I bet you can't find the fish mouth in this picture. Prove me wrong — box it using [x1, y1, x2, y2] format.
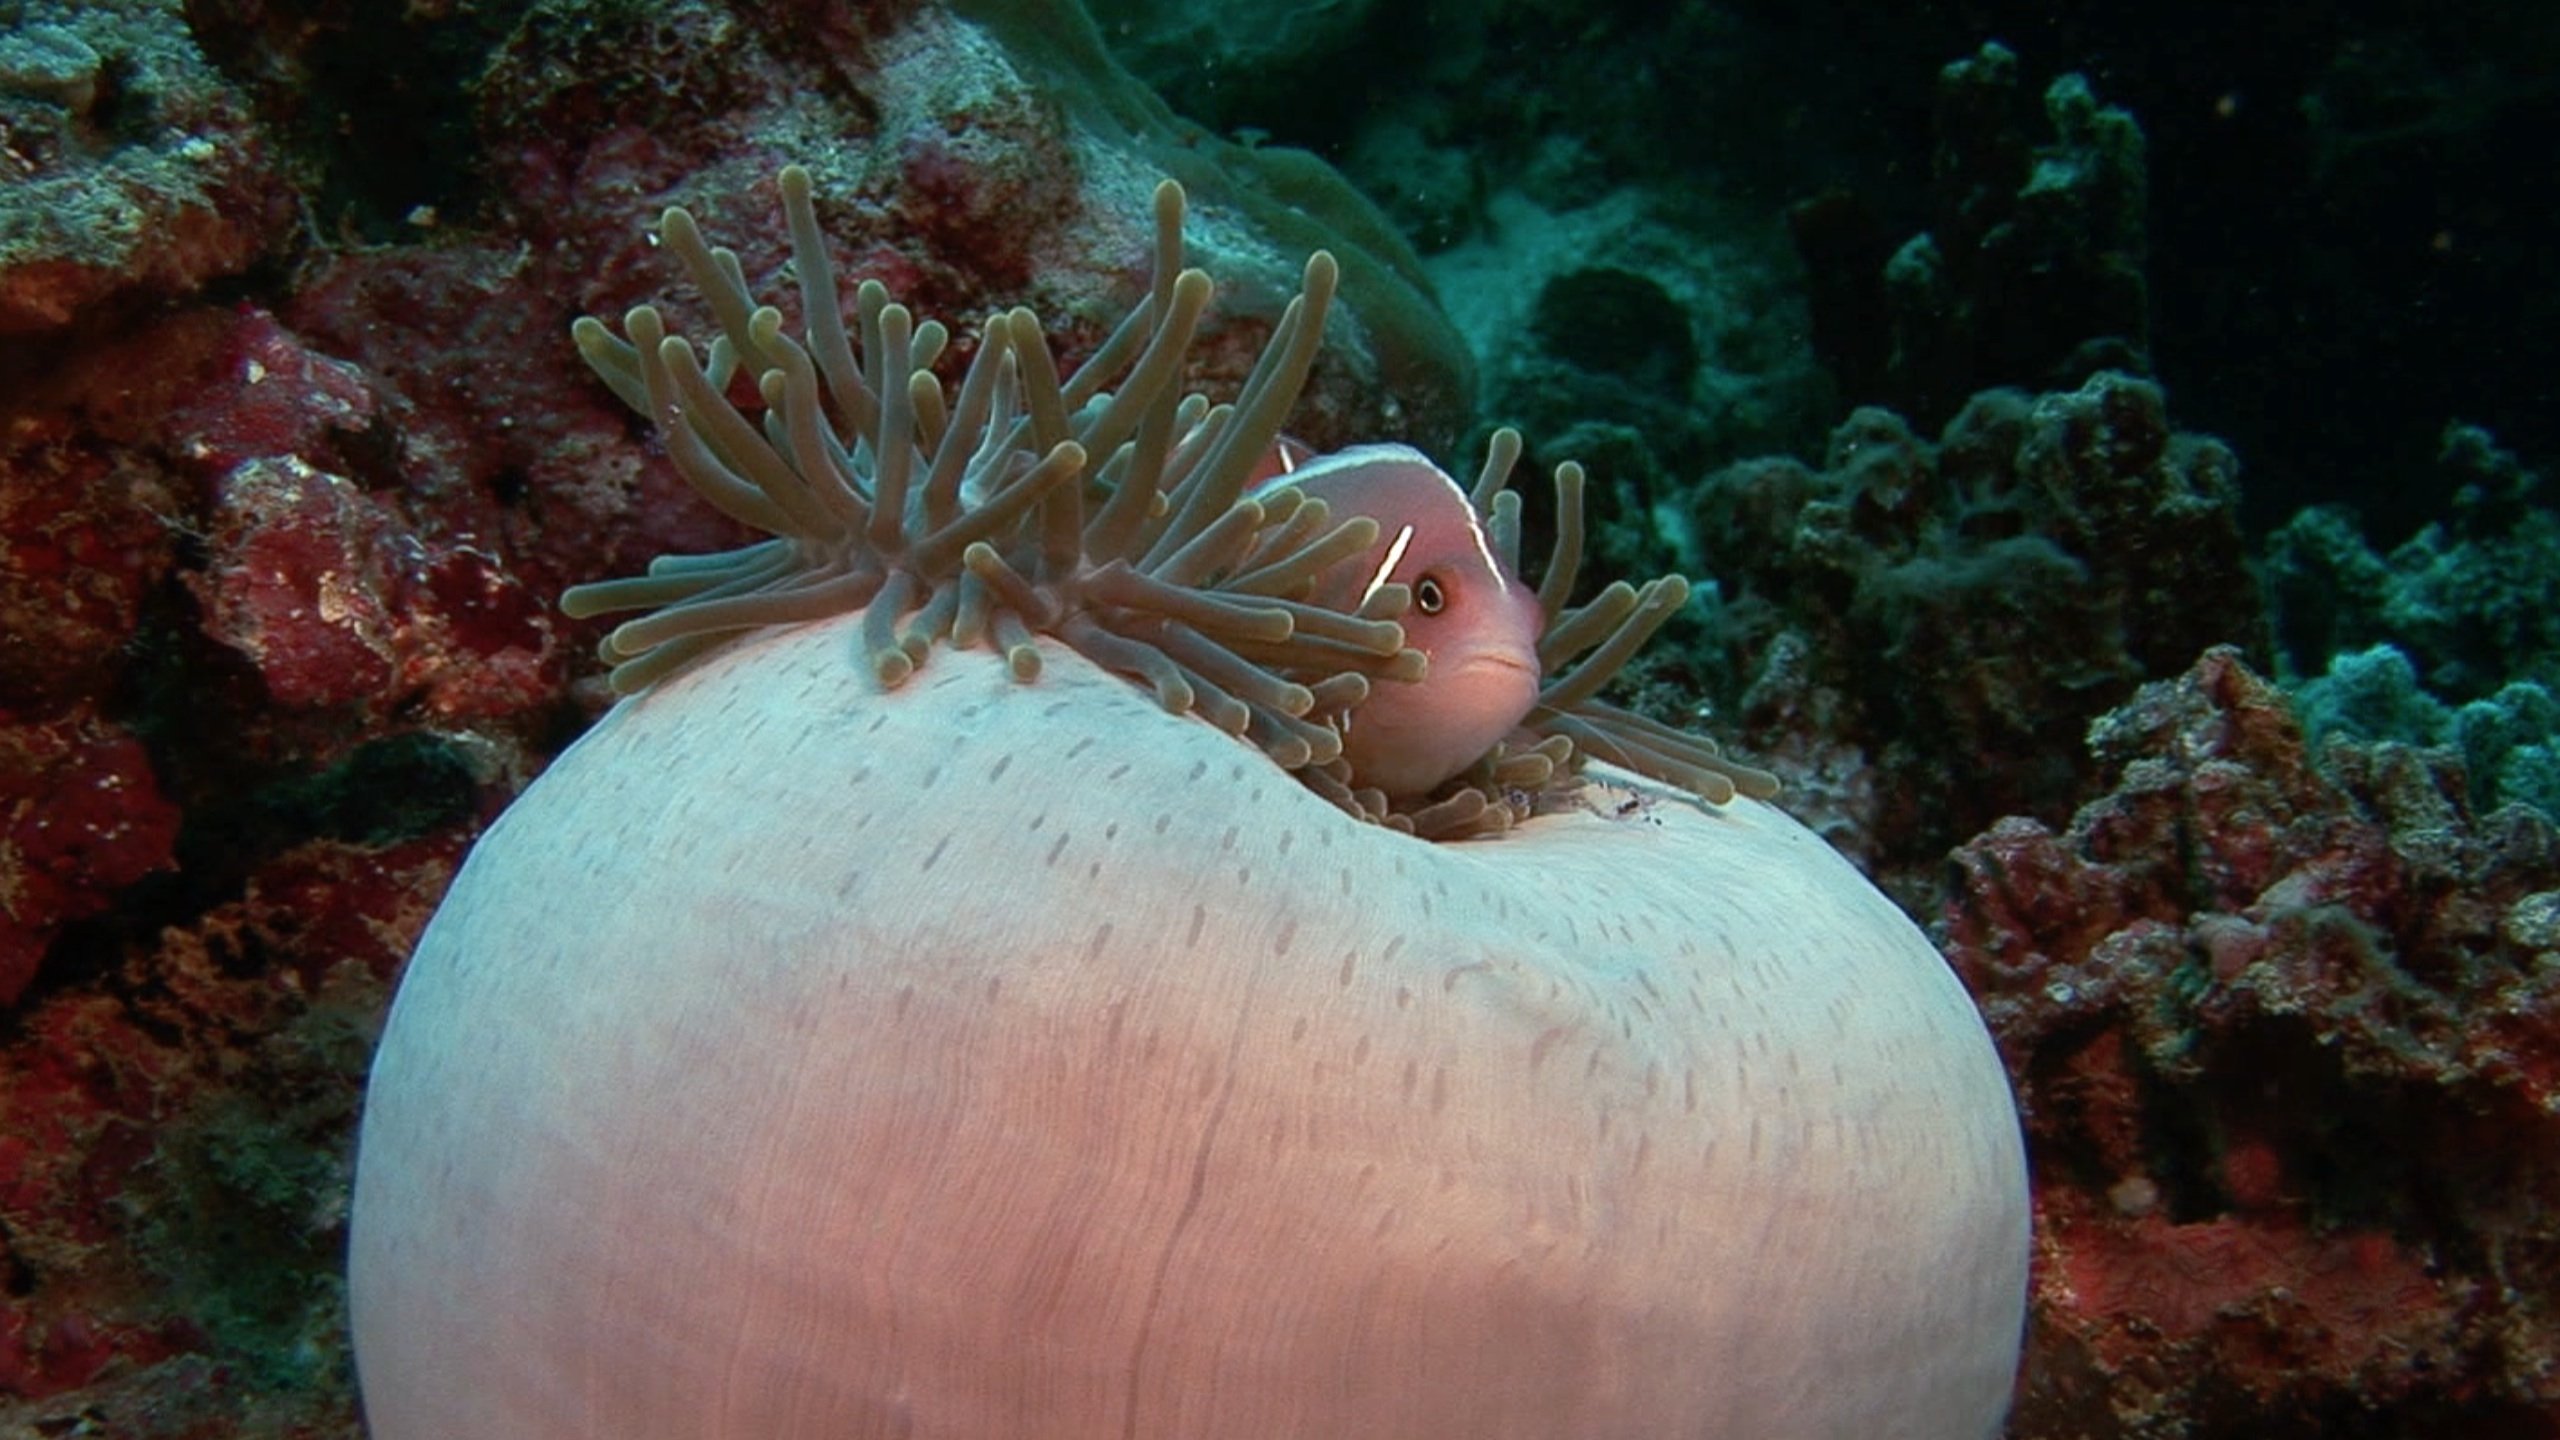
[1444, 647, 1540, 682]
[1437, 647, 1546, 720]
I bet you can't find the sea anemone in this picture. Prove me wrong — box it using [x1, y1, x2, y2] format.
[552, 165, 1773, 836]
[347, 167, 2028, 1438]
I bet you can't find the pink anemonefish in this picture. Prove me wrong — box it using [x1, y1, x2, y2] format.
[1254, 442, 1548, 796]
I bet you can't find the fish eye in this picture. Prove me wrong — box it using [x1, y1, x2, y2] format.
[1415, 575, 1447, 615]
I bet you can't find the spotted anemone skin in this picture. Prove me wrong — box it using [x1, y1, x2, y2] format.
[347, 613, 2030, 1438]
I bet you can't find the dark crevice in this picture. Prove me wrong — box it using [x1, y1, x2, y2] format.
[182, 0, 532, 242]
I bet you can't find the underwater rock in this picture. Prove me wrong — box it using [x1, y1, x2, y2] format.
[1427, 184, 1828, 521]
[1943, 645, 2560, 1435]
[1077, 0, 1383, 127]
[0, 6, 291, 334]
[0, 832, 460, 1435]
[0, 413, 177, 708]
[0, 711, 180, 1004]
[943, 0, 1475, 446]
[187, 454, 557, 719]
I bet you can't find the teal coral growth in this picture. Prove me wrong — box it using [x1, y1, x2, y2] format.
[2271, 425, 2560, 815]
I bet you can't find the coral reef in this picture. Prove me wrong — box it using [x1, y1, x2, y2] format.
[1944, 646, 2560, 1436]
[4, 0, 2553, 1431]
[1682, 370, 2268, 899]
[941, 0, 1479, 445]
[2289, 646, 2560, 822]
[1426, 184, 1830, 542]
[0, 712, 181, 1004]
[2266, 423, 2560, 705]
[1079, 0, 1841, 497]
[0, 1, 1486, 1433]
[2266, 424, 2560, 821]
[1792, 42, 2151, 435]
[0, 828, 459, 1435]
[1248, 0, 2557, 542]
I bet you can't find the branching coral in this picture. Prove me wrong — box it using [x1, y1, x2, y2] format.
[560, 165, 1772, 837]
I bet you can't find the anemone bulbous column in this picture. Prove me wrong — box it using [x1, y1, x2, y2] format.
[348, 613, 2028, 1438]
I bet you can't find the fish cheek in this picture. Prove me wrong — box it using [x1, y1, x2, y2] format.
[1400, 605, 1447, 657]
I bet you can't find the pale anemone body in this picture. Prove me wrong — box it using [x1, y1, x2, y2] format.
[350, 618, 2028, 1438]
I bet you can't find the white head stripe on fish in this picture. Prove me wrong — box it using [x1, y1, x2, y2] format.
[1361, 524, 1416, 608]
[1261, 443, 1518, 592]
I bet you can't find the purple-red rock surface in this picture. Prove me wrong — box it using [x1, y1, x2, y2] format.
[1947, 648, 2560, 1436]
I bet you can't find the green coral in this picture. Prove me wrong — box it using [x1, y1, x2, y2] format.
[2267, 424, 2559, 820]
[2291, 643, 2559, 819]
